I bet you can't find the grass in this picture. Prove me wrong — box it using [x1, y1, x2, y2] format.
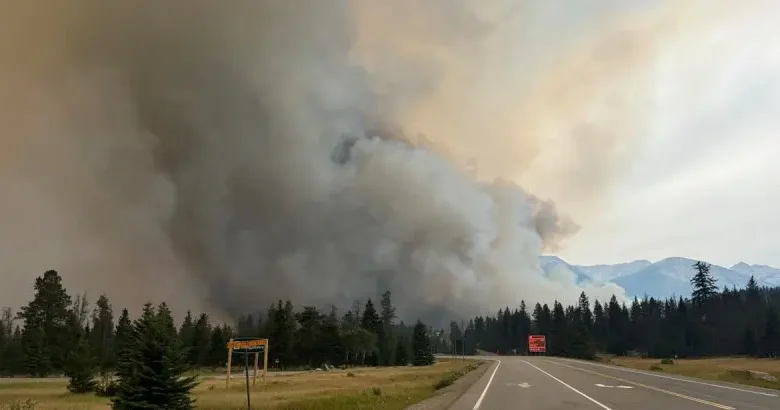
[0, 359, 483, 409]
[605, 356, 780, 390]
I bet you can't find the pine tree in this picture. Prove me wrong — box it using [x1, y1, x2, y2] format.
[112, 303, 198, 410]
[90, 294, 115, 373]
[270, 300, 295, 369]
[569, 292, 596, 359]
[320, 307, 343, 366]
[592, 300, 608, 350]
[114, 309, 132, 360]
[295, 306, 324, 367]
[361, 298, 380, 365]
[762, 307, 779, 357]
[395, 336, 409, 366]
[18, 270, 73, 376]
[411, 320, 434, 366]
[691, 261, 718, 307]
[190, 314, 211, 367]
[179, 310, 195, 349]
[66, 330, 96, 393]
[207, 325, 229, 368]
[551, 301, 568, 356]
[378, 291, 397, 366]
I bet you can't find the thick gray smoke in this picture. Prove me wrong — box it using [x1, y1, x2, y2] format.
[4, 0, 722, 321]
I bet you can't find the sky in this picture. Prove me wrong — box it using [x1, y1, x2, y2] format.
[555, 1, 780, 268]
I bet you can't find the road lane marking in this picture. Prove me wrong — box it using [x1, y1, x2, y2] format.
[595, 383, 633, 388]
[545, 360, 735, 410]
[472, 360, 500, 410]
[553, 357, 778, 397]
[504, 382, 532, 388]
[522, 360, 613, 410]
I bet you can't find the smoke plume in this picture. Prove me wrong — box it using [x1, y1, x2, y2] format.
[1, 0, 724, 322]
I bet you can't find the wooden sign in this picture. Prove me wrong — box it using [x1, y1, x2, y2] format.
[228, 338, 267, 350]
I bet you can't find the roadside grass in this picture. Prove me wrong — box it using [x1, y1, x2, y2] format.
[0, 359, 483, 409]
[606, 356, 780, 390]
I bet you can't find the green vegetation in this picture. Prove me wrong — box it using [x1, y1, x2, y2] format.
[456, 261, 780, 361]
[0, 270, 449, 408]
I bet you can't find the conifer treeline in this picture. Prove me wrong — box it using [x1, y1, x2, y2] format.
[3, 262, 780, 379]
[0, 270, 437, 378]
[457, 262, 780, 359]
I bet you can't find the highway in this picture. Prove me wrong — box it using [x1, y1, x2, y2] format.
[449, 356, 779, 410]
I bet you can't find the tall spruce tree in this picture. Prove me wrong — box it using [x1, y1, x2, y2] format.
[112, 303, 197, 410]
[65, 329, 96, 393]
[90, 294, 115, 373]
[190, 314, 211, 367]
[18, 270, 73, 376]
[378, 291, 397, 366]
[114, 309, 132, 360]
[691, 261, 718, 306]
[411, 320, 434, 366]
[361, 298, 380, 365]
[762, 307, 779, 357]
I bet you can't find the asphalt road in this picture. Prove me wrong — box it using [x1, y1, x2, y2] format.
[449, 356, 779, 410]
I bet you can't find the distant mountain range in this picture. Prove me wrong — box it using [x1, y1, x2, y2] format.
[539, 256, 780, 299]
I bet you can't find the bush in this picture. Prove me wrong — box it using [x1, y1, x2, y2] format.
[660, 358, 675, 365]
[650, 364, 664, 371]
[95, 376, 120, 397]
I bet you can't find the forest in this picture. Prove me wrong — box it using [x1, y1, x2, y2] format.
[1, 262, 779, 407]
[458, 262, 780, 359]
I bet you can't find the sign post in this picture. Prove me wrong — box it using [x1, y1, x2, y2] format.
[226, 338, 269, 409]
[528, 335, 546, 355]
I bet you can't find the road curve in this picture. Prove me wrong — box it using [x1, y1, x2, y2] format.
[449, 356, 779, 410]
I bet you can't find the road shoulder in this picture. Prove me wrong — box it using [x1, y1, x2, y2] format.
[405, 359, 493, 410]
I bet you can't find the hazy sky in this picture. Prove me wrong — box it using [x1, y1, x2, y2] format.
[557, 1, 780, 268]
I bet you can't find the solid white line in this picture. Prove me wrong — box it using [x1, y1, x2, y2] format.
[472, 360, 501, 410]
[523, 360, 613, 410]
[554, 357, 778, 397]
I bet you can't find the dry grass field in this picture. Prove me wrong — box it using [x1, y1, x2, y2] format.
[0, 359, 483, 410]
[606, 356, 780, 390]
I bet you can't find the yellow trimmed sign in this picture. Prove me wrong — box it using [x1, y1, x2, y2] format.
[227, 339, 267, 350]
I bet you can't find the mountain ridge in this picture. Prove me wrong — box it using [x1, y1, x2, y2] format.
[539, 255, 780, 299]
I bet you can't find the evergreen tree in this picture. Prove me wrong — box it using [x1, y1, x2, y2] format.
[112, 303, 197, 410]
[295, 306, 324, 367]
[411, 320, 434, 366]
[190, 314, 212, 367]
[65, 330, 96, 393]
[592, 300, 608, 351]
[0, 308, 14, 375]
[179, 310, 195, 349]
[18, 270, 73, 376]
[569, 292, 596, 359]
[361, 298, 381, 365]
[550, 301, 568, 356]
[207, 325, 228, 368]
[395, 336, 409, 366]
[320, 307, 343, 366]
[378, 291, 397, 366]
[90, 294, 115, 373]
[691, 261, 718, 307]
[762, 307, 779, 357]
[114, 309, 132, 360]
[269, 300, 295, 369]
